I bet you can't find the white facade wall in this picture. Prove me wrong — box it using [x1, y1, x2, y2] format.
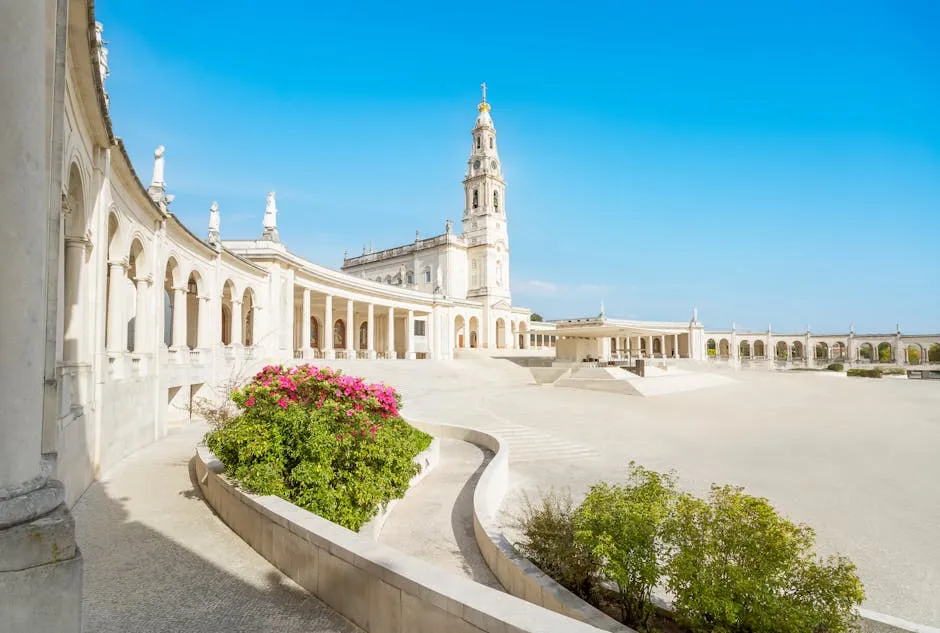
[38, 7, 529, 513]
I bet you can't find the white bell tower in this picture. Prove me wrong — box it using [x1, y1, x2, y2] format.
[462, 83, 510, 301]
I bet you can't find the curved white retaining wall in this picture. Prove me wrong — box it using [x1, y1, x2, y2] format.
[195, 443, 604, 633]
[404, 420, 633, 633]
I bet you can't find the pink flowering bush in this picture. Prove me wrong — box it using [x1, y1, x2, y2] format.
[206, 364, 432, 530]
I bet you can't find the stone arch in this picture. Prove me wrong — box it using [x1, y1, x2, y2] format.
[185, 270, 204, 349]
[62, 162, 88, 362]
[495, 318, 507, 349]
[469, 316, 480, 348]
[775, 341, 788, 360]
[905, 344, 924, 364]
[857, 342, 875, 361]
[877, 342, 893, 363]
[126, 238, 146, 351]
[518, 320, 528, 349]
[310, 316, 320, 349]
[241, 287, 255, 346]
[454, 315, 466, 348]
[706, 338, 716, 357]
[163, 258, 181, 346]
[333, 318, 346, 349]
[718, 338, 729, 358]
[220, 279, 235, 345]
[791, 340, 804, 360]
[816, 342, 829, 359]
[104, 213, 125, 350]
[928, 343, 940, 363]
[753, 339, 765, 358]
[739, 340, 751, 358]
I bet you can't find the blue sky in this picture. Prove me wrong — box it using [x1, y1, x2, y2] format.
[96, 0, 939, 333]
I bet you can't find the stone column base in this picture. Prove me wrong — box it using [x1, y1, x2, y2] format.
[0, 551, 82, 632]
[323, 349, 335, 360]
[405, 351, 416, 360]
[0, 479, 82, 632]
[386, 351, 397, 360]
[367, 350, 376, 360]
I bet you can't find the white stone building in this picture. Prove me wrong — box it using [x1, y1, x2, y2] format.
[341, 84, 527, 350]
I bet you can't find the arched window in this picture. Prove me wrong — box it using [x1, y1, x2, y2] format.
[406, 271, 414, 285]
[476, 136, 481, 149]
[333, 319, 345, 348]
[424, 268, 431, 284]
[359, 322, 368, 349]
[472, 189, 479, 208]
[311, 317, 319, 349]
[489, 137, 494, 149]
[493, 190, 499, 210]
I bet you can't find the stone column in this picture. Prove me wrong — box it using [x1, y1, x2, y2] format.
[647, 336, 653, 358]
[106, 260, 126, 351]
[172, 287, 187, 350]
[674, 334, 679, 358]
[323, 294, 334, 359]
[366, 303, 375, 359]
[62, 238, 86, 362]
[345, 299, 355, 356]
[387, 307, 396, 359]
[301, 288, 311, 357]
[406, 309, 416, 359]
[0, 1, 82, 627]
[660, 335, 666, 360]
[133, 277, 150, 352]
[231, 299, 242, 348]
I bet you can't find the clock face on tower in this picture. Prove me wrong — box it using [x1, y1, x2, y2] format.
[473, 160, 481, 170]
[490, 160, 498, 170]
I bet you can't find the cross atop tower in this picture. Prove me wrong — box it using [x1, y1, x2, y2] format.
[481, 82, 487, 103]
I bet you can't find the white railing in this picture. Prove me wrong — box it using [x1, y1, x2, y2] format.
[224, 346, 237, 361]
[189, 349, 201, 364]
[335, 350, 351, 360]
[245, 346, 255, 360]
[130, 355, 142, 377]
[293, 349, 303, 359]
[356, 350, 370, 360]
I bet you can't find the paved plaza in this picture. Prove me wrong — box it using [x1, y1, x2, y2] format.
[73, 423, 360, 633]
[326, 359, 940, 627]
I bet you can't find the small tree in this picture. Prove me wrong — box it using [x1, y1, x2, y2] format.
[665, 485, 864, 633]
[906, 347, 920, 364]
[929, 344, 940, 363]
[574, 463, 678, 628]
[513, 489, 599, 600]
[530, 313, 544, 322]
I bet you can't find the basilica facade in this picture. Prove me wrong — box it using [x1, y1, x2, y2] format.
[341, 85, 526, 350]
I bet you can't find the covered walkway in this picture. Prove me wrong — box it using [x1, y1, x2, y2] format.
[72, 423, 359, 633]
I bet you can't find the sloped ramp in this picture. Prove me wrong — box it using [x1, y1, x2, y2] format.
[554, 365, 734, 396]
[529, 367, 570, 384]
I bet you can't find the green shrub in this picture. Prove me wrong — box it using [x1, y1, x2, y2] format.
[512, 489, 599, 601]
[205, 364, 432, 530]
[846, 368, 882, 378]
[665, 485, 865, 633]
[573, 463, 678, 628]
[827, 363, 844, 371]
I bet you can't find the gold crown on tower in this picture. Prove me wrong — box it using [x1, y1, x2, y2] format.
[478, 82, 491, 112]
